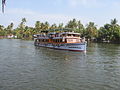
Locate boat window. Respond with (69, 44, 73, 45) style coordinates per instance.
(68, 34, 71, 36)
(73, 34, 80, 37)
(60, 39, 62, 42)
(65, 39, 67, 42)
(62, 34, 66, 37)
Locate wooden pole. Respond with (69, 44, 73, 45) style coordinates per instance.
(2, 0, 6, 13)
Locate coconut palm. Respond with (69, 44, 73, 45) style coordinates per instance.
(6, 22, 14, 34)
(85, 22, 98, 41)
(98, 18, 120, 42)
(44, 21, 50, 30)
(76, 20, 84, 34)
(19, 18, 27, 29)
(66, 19, 78, 29)
(35, 21, 41, 33)
(111, 18, 117, 26)
(0, 25, 4, 30)
(110, 19, 120, 42)
(58, 23, 63, 29)
(50, 23, 57, 29)
(0, 25, 5, 36)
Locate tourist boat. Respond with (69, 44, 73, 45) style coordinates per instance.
(34, 29, 87, 52)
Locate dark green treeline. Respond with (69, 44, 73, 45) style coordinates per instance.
(0, 18, 120, 43)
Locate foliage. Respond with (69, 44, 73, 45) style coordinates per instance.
(98, 18, 120, 43)
(0, 18, 120, 43)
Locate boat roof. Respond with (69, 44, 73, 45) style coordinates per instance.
(41, 28, 74, 32)
(60, 32, 80, 35)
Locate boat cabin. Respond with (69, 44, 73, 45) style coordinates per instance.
(34, 31, 83, 44)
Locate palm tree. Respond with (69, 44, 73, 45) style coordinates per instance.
(15, 18, 27, 39)
(50, 23, 57, 29)
(98, 19, 120, 42)
(66, 19, 78, 29)
(35, 21, 41, 33)
(111, 18, 117, 26)
(19, 18, 27, 30)
(44, 21, 50, 30)
(110, 18, 120, 42)
(10, 22, 14, 30)
(22, 18, 27, 23)
(6, 22, 14, 35)
(0, 25, 4, 30)
(76, 20, 84, 34)
(85, 22, 98, 41)
(0, 25, 5, 36)
(58, 23, 63, 29)
(40, 23, 45, 30)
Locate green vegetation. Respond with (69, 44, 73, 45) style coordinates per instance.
(0, 18, 120, 43)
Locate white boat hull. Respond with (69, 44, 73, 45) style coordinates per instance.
(35, 43, 86, 52)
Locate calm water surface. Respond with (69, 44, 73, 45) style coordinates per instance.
(0, 39, 120, 90)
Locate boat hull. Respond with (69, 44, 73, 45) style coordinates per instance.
(34, 43, 86, 52)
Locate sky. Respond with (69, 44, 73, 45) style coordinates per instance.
(0, 0, 120, 28)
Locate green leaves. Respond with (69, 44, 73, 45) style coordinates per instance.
(98, 18, 120, 42)
(0, 18, 120, 42)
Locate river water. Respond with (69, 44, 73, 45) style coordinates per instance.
(0, 39, 120, 90)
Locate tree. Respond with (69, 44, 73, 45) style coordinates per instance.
(15, 18, 27, 39)
(98, 18, 120, 42)
(35, 21, 41, 33)
(58, 23, 64, 29)
(110, 18, 120, 42)
(50, 23, 57, 29)
(85, 22, 98, 41)
(76, 20, 84, 35)
(0, 25, 4, 30)
(19, 18, 27, 29)
(6, 22, 14, 34)
(111, 18, 117, 25)
(0, 25, 6, 36)
(98, 24, 110, 41)
(65, 18, 78, 29)
(44, 21, 50, 30)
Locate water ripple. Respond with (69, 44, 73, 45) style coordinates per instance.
(0, 39, 120, 90)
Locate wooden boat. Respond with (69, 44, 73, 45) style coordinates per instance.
(34, 29, 87, 52)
